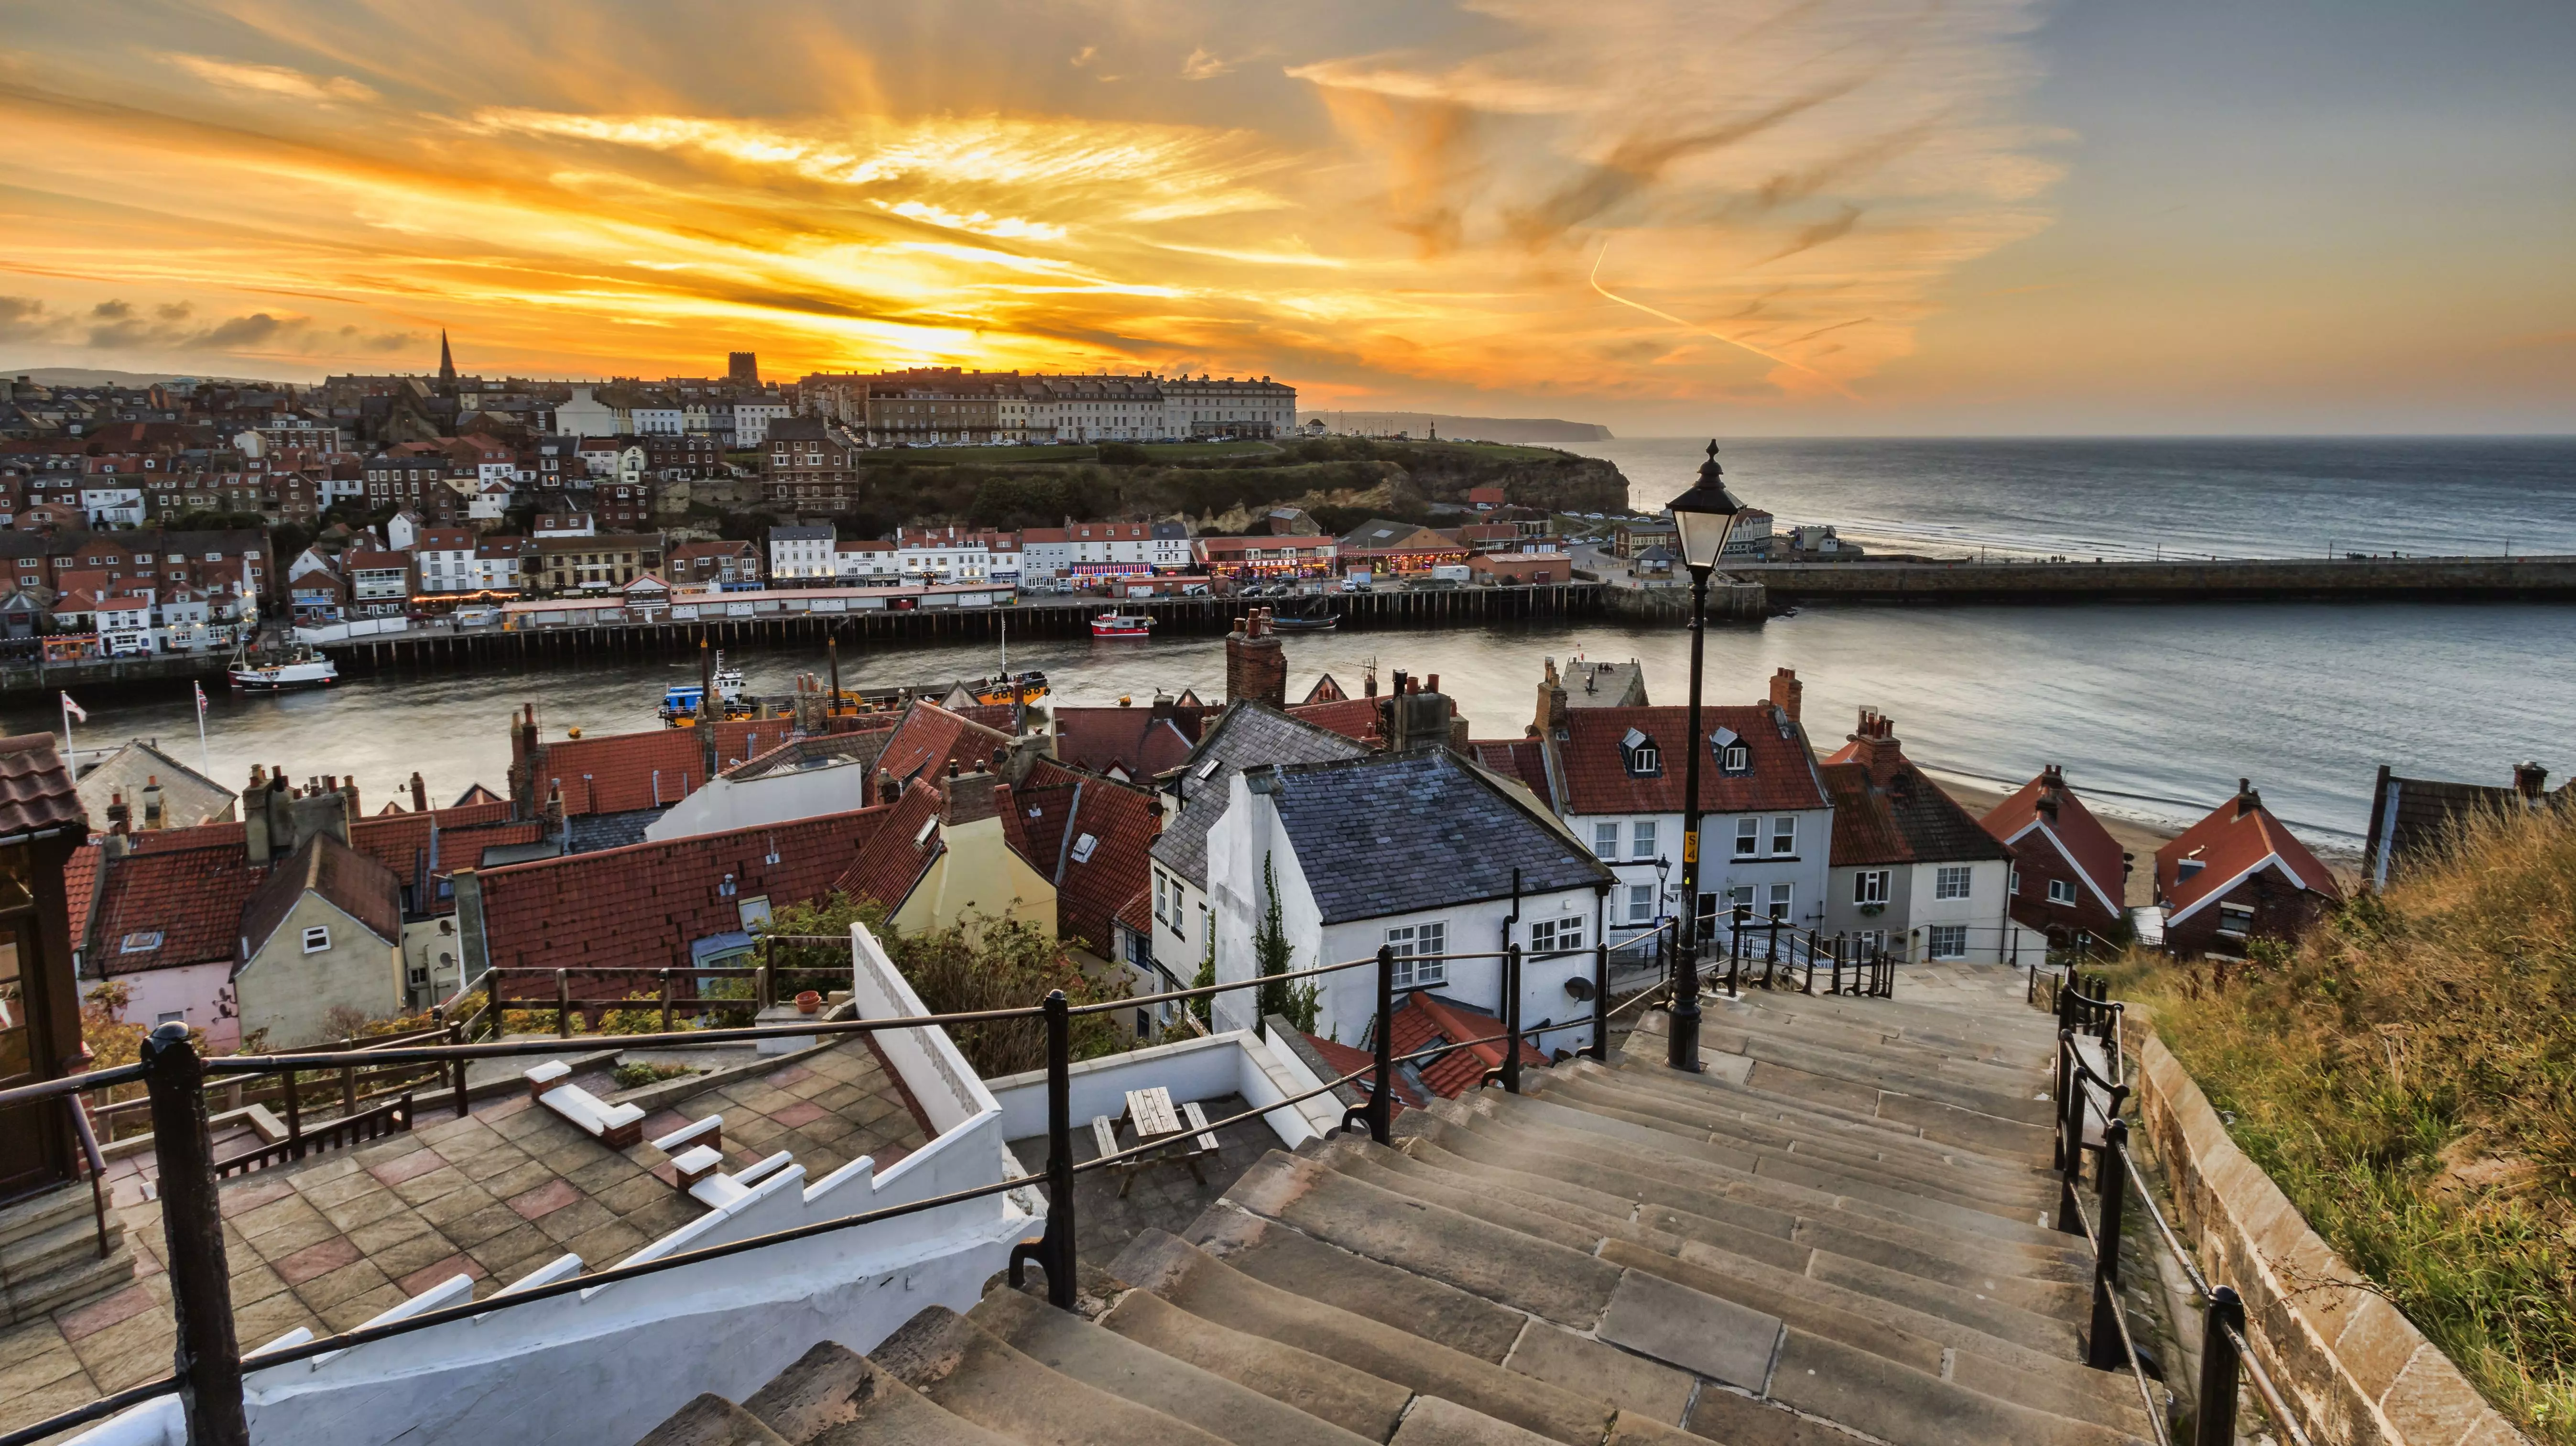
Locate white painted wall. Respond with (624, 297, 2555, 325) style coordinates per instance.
(102, 962, 238, 1053)
(983, 1027, 1335, 1148)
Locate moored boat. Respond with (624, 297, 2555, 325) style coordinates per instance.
(229, 646, 338, 691)
(1090, 612, 1154, 638)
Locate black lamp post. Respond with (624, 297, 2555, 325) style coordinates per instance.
(1666, 440, 1749, 1072)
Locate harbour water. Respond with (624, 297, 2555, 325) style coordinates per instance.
(12, 438, 2571, 852)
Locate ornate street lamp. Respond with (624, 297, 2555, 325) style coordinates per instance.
(1666, 440, 1749, 1072)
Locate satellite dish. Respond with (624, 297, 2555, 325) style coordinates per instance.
(1563, 975, 1597, 1001)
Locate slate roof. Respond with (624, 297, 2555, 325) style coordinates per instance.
(91, 842, 266, 975)
(1264, 750, 1613, 925)
(73, 740, 234, 833)
(1982, 770, 2128, 911)
(0, 733, 85, 840)
(476, 805, 891, 974)
(1149, 702, 1369, 890)
(240, 833, 402, 959)
(2156, 785, 2341, 923)
(1556, 705, 1826, 817)
(2363, 767, 2559, 887)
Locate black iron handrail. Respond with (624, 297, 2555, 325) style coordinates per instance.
(2053, 1022, 2315, 1446)
(3, 937, 1598, 1446)
(65, 1095, 112, 1261)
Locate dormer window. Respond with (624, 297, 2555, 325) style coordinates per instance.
(1710, 726, 1749, 773)
(2176, 858, 2205, 882)
(1620, 727, 1661, 778)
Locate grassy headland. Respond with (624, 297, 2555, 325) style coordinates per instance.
(2111, 800, 2576, 1438)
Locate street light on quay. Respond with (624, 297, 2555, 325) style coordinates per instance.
(1664, 440, 1750, 1074)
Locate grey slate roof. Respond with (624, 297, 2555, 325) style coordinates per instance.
(1266, 750, 1614, 924)
(1149, 702, 1368, 888)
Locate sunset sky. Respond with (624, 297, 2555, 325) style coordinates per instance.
(1, 1, 2568, 433)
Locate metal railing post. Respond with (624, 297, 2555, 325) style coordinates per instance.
(1762, 918, 1778, 989)
(1830, 935, 1844, 995)
(555, 969, 571, 1039)
(2088, 1118, 2130, 1369)
(282, 1063, 302, 1160)
(1727, 904, 1745, 996)
(1370, 946, 1395, 1142)
(141, 1022, 249, 1446)
(2196, 1287, 2246, 1446)
(448, 1022, 467, 1118)
(1501, 944, 1524, 1095)
(1040, 989, 1076, 1309)
(1585, 931, 1608, 1062)
(2057, 1031, 2085, 1231)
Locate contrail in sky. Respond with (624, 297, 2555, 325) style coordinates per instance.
(1586, 238, 1856, 399)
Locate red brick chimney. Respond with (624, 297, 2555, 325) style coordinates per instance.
(409, 770, 428, 813)
(2233, 778, 2261, 818)
(1767, 668, 1803, 723)
(2037, 764, 2065, 820)
(1226, 607, 1287, 708)
(2514, 762, 2550, 799)
(1847, 709, 1903, 786)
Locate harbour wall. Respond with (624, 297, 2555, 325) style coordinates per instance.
(1736, 554, 2576, 605)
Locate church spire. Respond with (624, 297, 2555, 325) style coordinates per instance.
(437, 329, 456, 384)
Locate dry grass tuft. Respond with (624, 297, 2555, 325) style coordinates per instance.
(2116, 798, 2576, 1440)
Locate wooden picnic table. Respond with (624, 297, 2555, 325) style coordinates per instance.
(1090, 1085, 1221, 1196)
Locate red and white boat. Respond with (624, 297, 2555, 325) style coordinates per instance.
(1090, 611, 1154, 638)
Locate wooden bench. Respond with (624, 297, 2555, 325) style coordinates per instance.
(525, 1061, 648, 1150)
(1091, 1086, 1222, 1198)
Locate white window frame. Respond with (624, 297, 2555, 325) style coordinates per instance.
(1927, 924, 1968, 958)
(1769, 816, 1796, 856)
(1733, 817, 1759, 858)
(1387, 920, 1447, 988)
(1766, 883, 1793, 921)
(1934, 865, 1973, 900)
(1530, 917, 1585, 956)
(1631, 821, 1658, 861)
(1854, 870, 1889, 906)
(2046, 877, 2077, 906)
(1626, 884, 1653, 923)
(301, 924, 331, 953)
(1593, 822, 1620, 860)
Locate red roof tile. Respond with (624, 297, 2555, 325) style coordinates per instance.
(1390, 993, 1550, 1100)
(831, 782, 946, 913)
(1284, 697, 1381, 745)
(125, 821, 246, 854)
(0, 734, 85, 839)
(1304, 1032, 1430, 1110)
(92, 843, 267, 975)
(1052, 705, 1205, 780)
(2156, 785, 2340, 923)
(873, 702, 1015, 788)
(528, 721, 779, 816)
(65, 841, 100, 944)
(348, 801, 515, 879)
(242, 833, 401, 955)
(1468, 739, 1554, 811)
(1555, 705, 1825, 816)
(476, 806, 892, 974)
(1982, 769, 2128, 914)
(1050, 774, 1160, 955)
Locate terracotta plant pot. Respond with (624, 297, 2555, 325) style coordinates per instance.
(794, 990, 823, 1016)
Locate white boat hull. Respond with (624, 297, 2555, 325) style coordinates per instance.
(230, 660, 339, 690)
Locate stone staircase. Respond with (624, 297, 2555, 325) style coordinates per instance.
(636, 976, 2162, 1445)
(0, 1180, 132, 1328)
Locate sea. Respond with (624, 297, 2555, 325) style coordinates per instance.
(15, 437, 2573, 854)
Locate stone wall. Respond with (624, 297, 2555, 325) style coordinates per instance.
(1740, 555, 2576, 604)
(2136, 1032, 2529, 1446)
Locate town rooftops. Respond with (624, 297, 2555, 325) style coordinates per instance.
(1337, 519, 1458, 554)
(1150, 702, 1370, 890)
(1257, 748, 1612, 924)
(74, 741, 237, 834)
(1982, 766, 2128, 913)
(1815, 712, 2010, 867)
(1555, 703, 1827, 817)
(1003, 757, 1160, 955)
(1282, 697, 1383, 746)
(872, 701, 1016, 789)
(768, 524, 834, 542)
(1050, 701, 1206, 782)
(2155, 780, 2341, 924)
(830, 782, 947, 914)
(88, 838, 267, 975)
(239, 832, 401, 962)
(2363, 762, 2559, 889)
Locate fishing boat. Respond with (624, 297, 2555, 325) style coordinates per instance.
(1090, 612, 1154, 639)
(228, 644, 338, 691)
(1267, 608, 1339, 633)
(659, 656, 749, 724)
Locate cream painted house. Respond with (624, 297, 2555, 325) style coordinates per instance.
(230, 833, 405, 1047)
(887, 806, 1056, 940)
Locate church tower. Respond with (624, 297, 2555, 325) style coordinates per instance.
(437, 329, 457, 389)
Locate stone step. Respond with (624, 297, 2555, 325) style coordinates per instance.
(1311, 1134, 2087, 1354)
(734, 1341, 1018, 1446)
(1698, 1028, 2055, 1128)
(1181, 1203, 1529, 1364)
(1098, 1270, 1414, 1442)
(1420, 1094, 2074, 1260)
(1712, 994, 2043, 1071)
(1369, 1134, 2090, 1315)
(1404, 1109, 2089, 1299)
(1532, 1072, 2055, 1213)
(1598, 1240, 2151, 1432)
(1459, 1090, 2063, 1242)
(0, 1183, 105, 1253)
(1608, 1051, 2058, 1162)
(872, 1304, 1237, 1446)
(1715, 987, 2058, 1060)
(968, 1285, 1377, 1446)
(1, 1216, 129, 1292)
(635, 1394, 792, 1446)
(1109, 1228, 1623, 1445)
(1565, 1057, 2040, 1176)
(0, 1243, 136, 1328)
